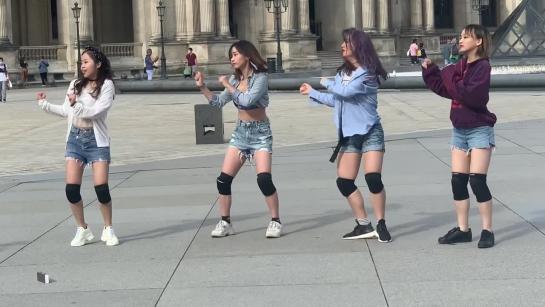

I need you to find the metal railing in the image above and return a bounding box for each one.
[18,45,67,60]
[439,33,458,45]
[100,42,143,57]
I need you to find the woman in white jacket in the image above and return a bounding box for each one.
[37,46,119,247]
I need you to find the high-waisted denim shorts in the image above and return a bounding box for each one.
[340,123,385,154]
[65,126,111,165]
[229,119,273,156]
[451,125,495,153]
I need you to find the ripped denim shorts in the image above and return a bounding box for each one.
[65,126,111,165]
[229,119,273,158]
[451,125,495,153]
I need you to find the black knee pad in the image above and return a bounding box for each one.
[336,177,357,197]
[257,173,277,197]
[451,173,470,201]
[469,173,492,202]
[95,184,112,204]
[217,172,234,195]
[364,172,384,194]
[65,184,82,204]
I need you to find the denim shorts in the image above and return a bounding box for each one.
[451,126,495,152]
[229,119,273,156]
[65,126,111,165]
[340,123,385,153]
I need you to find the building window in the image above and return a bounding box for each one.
[481,0,498,27]
[434,0,454,29]
[51,0,59,40]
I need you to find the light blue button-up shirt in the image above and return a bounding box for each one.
[209,72,269,110]
[309,67,380,137]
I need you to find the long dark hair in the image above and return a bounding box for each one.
[337,28,388,82]
[74,46,113,98]
[228,40,268,81]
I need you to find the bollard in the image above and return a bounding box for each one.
[194,104,224,144]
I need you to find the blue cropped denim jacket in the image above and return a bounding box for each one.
[209,72,269,110]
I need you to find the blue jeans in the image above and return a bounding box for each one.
[340,123,385,153]
[65,126,111,165]
[451,126,495,153]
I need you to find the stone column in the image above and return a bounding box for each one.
[377,0,389,33]
[263,5,275,34]
[174,0,187,40]
[423,0,434,32]
[216,0,230,37]
[410,0,423,31]
[200,0,215,37]
[79,0,94,42]
[0,0,12,46]
[282,0,297,34]
[150,0,162,41]
[362,0,376,32]
[298,0,310,34]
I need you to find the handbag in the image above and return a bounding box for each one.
[183,66,191,75]
[7,79,12,89]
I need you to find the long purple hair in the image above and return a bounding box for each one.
[337,28,388,82]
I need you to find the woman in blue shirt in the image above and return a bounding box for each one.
[300,28,391,242]
[194,40,282,239]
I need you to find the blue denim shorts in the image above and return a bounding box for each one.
[229,119,273,156]
[65,126,111,165]
[340,123,385,153]
[451,126,495,152]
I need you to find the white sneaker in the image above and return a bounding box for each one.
[266,221,283,238]
[101,226,120,246]
[70,226,95,247]
[211,220,234,237]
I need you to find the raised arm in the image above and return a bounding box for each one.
[308,89,338,107]
[38,81,76,117]
[443,61,491,109]
[422,64,453,99]
[323,75,377,99]
[196,72,233,108]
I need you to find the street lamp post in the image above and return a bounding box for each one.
[264,0,288,73]
[72,2,82,78]
[157,1,167,79]
[472,0,490,25]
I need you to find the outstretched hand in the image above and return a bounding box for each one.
[194,71,205,88]
[299,83,313,96]
[421,58,433,69]
[218,75,230,88]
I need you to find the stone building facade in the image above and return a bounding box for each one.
[0,0,526,78]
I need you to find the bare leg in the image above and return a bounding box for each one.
[92,161,112,227]
[337,152,367,219]
[254,150,279,218]
[469,149,493,231]
[452,149,471,231]
[66,159,85,227]
[218,147,246,217]
[362,151,386,221]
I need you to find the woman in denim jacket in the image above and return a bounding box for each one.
[194,40,282,239]
[300,28,391,242]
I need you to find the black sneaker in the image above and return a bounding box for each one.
[478,230,495,248]
[438,227,472,244]
[342,221,377,240]
[376,219,392,243]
